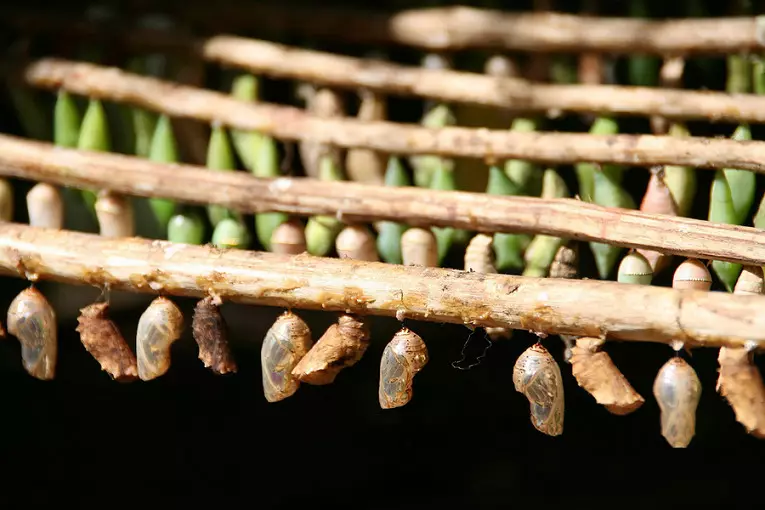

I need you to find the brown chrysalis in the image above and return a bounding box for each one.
[261,311,313,402]
[192,295,237,375]
[379,328,429,409]
[76,302,138,382]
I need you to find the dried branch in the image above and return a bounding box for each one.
[147,5,765,55]
[21,58,765,171]
[0,135,764,267]
[2,223,765,350]
[12,18,765,123]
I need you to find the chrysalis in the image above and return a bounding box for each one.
[653,357,702,448]
[617,251,653,285]
[570,337,644,415]
[401,228,439,267]
[95,190,135,238]
[513,343,564,436]
[299,88,345,179]
[464,234,510,341]
[335,225,379,262]
[672,258,712,291]
[27,183,64,229]
[136,296,184,381]
[7,287,57,380]
[270,219,307,255]
[192,295,237,375]
[549,243,579,362]
[76,302,139,382]
[636,168,677,274]
[261,311,313,402]
[716,266,765,437]
[292,314,370,385]
[379,328,429,409]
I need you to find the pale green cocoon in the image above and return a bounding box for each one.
[589,170,636,279]
[253,136,289,250]
[306,156,345,256]
[168,211,206,245]
[429,165,470,263]
[754,194,765,230]
[376,157,411,264]
[663,123,697,217]
[523,169,571,277]
[147,115,180,231]
[486,165,529,271]
[504,117,542,196]
[709,170,743,291]
[54,90,82,148]
[205,125,241,227]
[77,98,112,212]
[723,125,755,225]
[230,74,264,171]
[212,218,250,249]
[617,252,653,285]
[132,108,158,158]
[627,0,659,87]
[575,117,623,202]
[409,104,455,187]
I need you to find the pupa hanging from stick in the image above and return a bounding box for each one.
[261,310,313,402]
[7,286,57,381]
[513,342,564,436]
[379,327,429,409]
[77,301,139,382]
[192,294,237,375]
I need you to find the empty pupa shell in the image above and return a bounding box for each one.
[95,190,135,238]
[717,346,765,438]
[7,287,57,380]
[336,225,379,262]
[76,302,138,382]
[653,357,701,448]
[379,328,429,409]
[513,343,564,436]
[733,266,764,295]
[261,311,313,402]
[270,219,307,255]
[570,337,644,415]
[549,244,579,280]
[401,228,439,267]
[27,183,64,229]
[192,296,237,375]
[136,296,184,381]
[672,258,712,291]
[291,314,370,385]
[617,252,653,285]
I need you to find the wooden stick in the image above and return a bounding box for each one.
[20,58,765,171]
[144,4,765,55]
[1,222,764,350]
[0,134,764,267]
[8,15,765,124]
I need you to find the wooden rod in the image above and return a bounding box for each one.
[20,58,765,171]
[0,134,763,267]
[0,222,763,350]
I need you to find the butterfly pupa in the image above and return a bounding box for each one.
[401,228,439,267]
[270,219,307,255]
[7,287,57,380]
[76,302,138,382]
[379,328,429,409]
[95,190,135,238]
[549,243,579,362]
[292,314,370,385]
[716,266,765,438]
[636,168,677,274]
[192,295,237,375]
[27,183,64,230]
[653,357,702,448]
[513,343,564,436]
[570,337,644,415]
[672,258,712,291]
[261,311,313,402]
[336,225,379,262]
[345,89,387,185]
[464,234,510,341]
[136,296,184,381]
[617,251,653,285]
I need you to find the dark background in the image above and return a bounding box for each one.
[0,0,764,508]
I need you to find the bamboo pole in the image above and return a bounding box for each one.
[8,17,765,123]
[138,5,765,55]
[20,58,765,171]
[0,134,764,267]
[1,222,764,350]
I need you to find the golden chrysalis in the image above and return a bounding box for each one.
[292,314,370,385]
[76,302,138,382]
[379,328,429,409]
[570,337,644,415]
[261,311,313,403]
[136,296,184,381]
[513,343,564,436]
[653,357,702,448]
[7,287,57,381]
[192,295,237,375]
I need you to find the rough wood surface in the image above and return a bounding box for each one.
[0,135,764,266]
[2,223,765,349]
[21,58,765,171]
